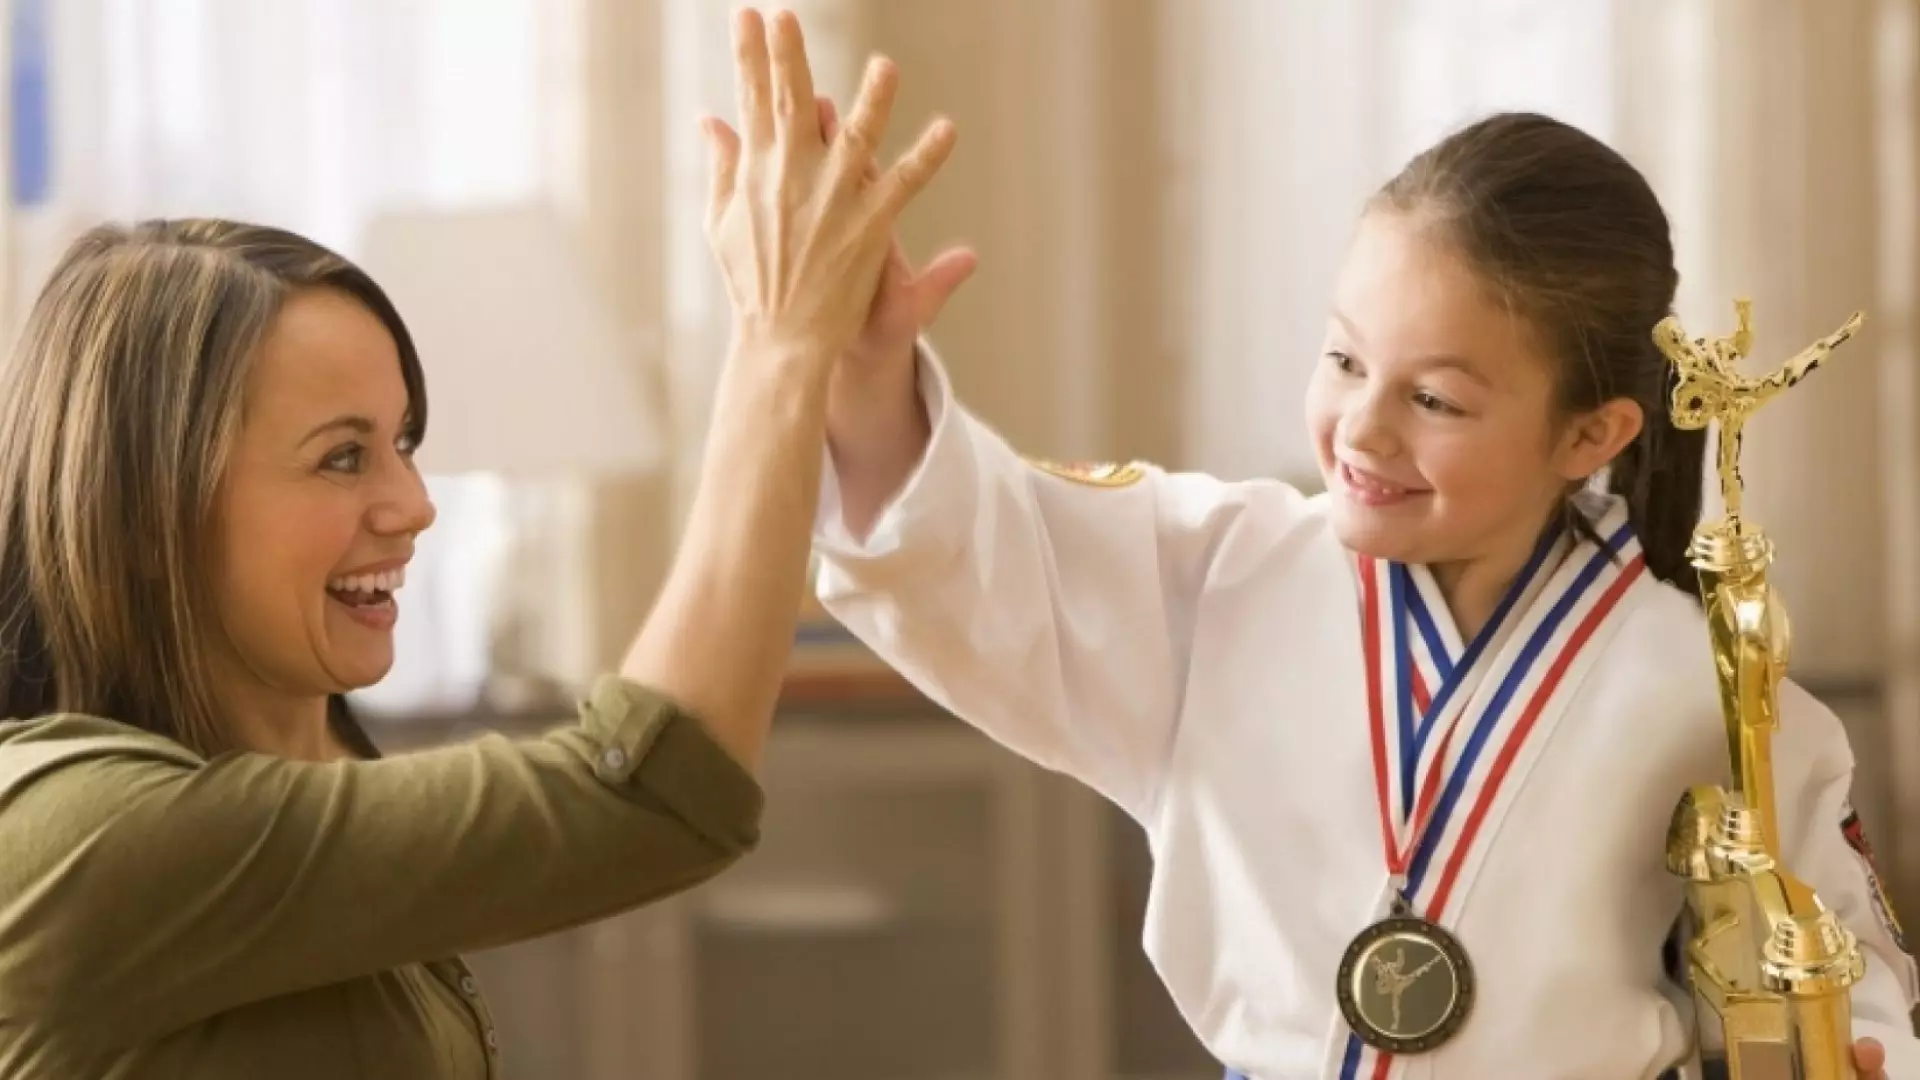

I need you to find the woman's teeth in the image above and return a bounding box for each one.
[327,568,406,595]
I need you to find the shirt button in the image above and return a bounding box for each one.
[600,747,628,771]
[485,1029,500,1052]
[460,975,478,996]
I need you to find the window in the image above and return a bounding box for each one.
[49,0,565,255]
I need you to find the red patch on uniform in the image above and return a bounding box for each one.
[1842,805,1908,954]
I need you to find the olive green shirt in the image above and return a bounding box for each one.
[0,676,763,1078]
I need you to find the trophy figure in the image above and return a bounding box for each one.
[1660,299,1868,1078]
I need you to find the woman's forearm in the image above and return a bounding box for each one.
[620,336,832,773]
[618,5,958,774]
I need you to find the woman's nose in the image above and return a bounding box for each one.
[369,470,437,537]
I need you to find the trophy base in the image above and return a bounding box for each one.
[1695,1042,1830,1080]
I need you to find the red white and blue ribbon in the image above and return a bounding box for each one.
[1338,500,1646,1080]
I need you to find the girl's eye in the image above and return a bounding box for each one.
[1327,350,1359,374]
[1413,391,1463,416]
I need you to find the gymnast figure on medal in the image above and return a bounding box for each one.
[1370,945,1443,1031]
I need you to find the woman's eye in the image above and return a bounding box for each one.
[1327,350,1358,374]
[322,444,366,473]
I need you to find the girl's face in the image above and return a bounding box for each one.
[1304,209,1638,577]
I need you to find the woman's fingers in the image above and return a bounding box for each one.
[816,95,838,142]
[767,11,821,154]
[702,116,743,233]
[831,56,900,196]
[703,8,955,357]
[871,117,957,222]
[731,9,775,151]
[817,95,885,186]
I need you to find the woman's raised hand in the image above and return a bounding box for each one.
[702,9,956,373]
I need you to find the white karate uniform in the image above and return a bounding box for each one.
[811,347,1920,1079]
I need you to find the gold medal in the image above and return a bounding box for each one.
[1335,913,1475,1054]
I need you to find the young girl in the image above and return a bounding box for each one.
[810,110,1919,1077]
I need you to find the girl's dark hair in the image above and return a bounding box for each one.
[1373,111,1706,598]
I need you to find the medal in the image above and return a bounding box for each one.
[1335,554,1520,1061]
[1336,893,1475,1053]
[1333,517,1644,1074]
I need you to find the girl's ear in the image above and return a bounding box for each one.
[1556,397,1643,482]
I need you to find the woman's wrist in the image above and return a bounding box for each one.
[728,323,839,383]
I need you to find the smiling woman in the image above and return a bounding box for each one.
[0,218,760,1078]
[210,284,436,759]
[0,221,435,761]
[0,8,959,1076]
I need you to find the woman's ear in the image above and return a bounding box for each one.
[1556,397,1644,482]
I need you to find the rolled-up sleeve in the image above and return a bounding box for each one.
[0,676,761,1045]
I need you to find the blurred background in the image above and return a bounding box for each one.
[0,0,1915,1077]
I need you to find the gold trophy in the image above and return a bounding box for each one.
[1659,299,1867,1078]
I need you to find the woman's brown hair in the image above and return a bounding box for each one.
[1374,112,1706,598]
[0,219,427,756]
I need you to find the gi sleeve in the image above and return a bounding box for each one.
[813,340,1315,821]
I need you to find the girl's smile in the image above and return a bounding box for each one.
[1335,460,1433,508]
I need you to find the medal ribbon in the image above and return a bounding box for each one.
[1362,524,1563,885]
[1340,506,1646,1080]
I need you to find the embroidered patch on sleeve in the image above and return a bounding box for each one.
[1025,458,1146,488]
[1841,802,1908,953]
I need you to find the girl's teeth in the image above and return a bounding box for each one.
[1347,466,1404,495]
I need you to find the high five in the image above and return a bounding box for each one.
[634,7,960,768]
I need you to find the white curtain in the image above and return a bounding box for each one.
[19,0,598,718]
[35,0,558,256]
[1161,0,1621,484]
